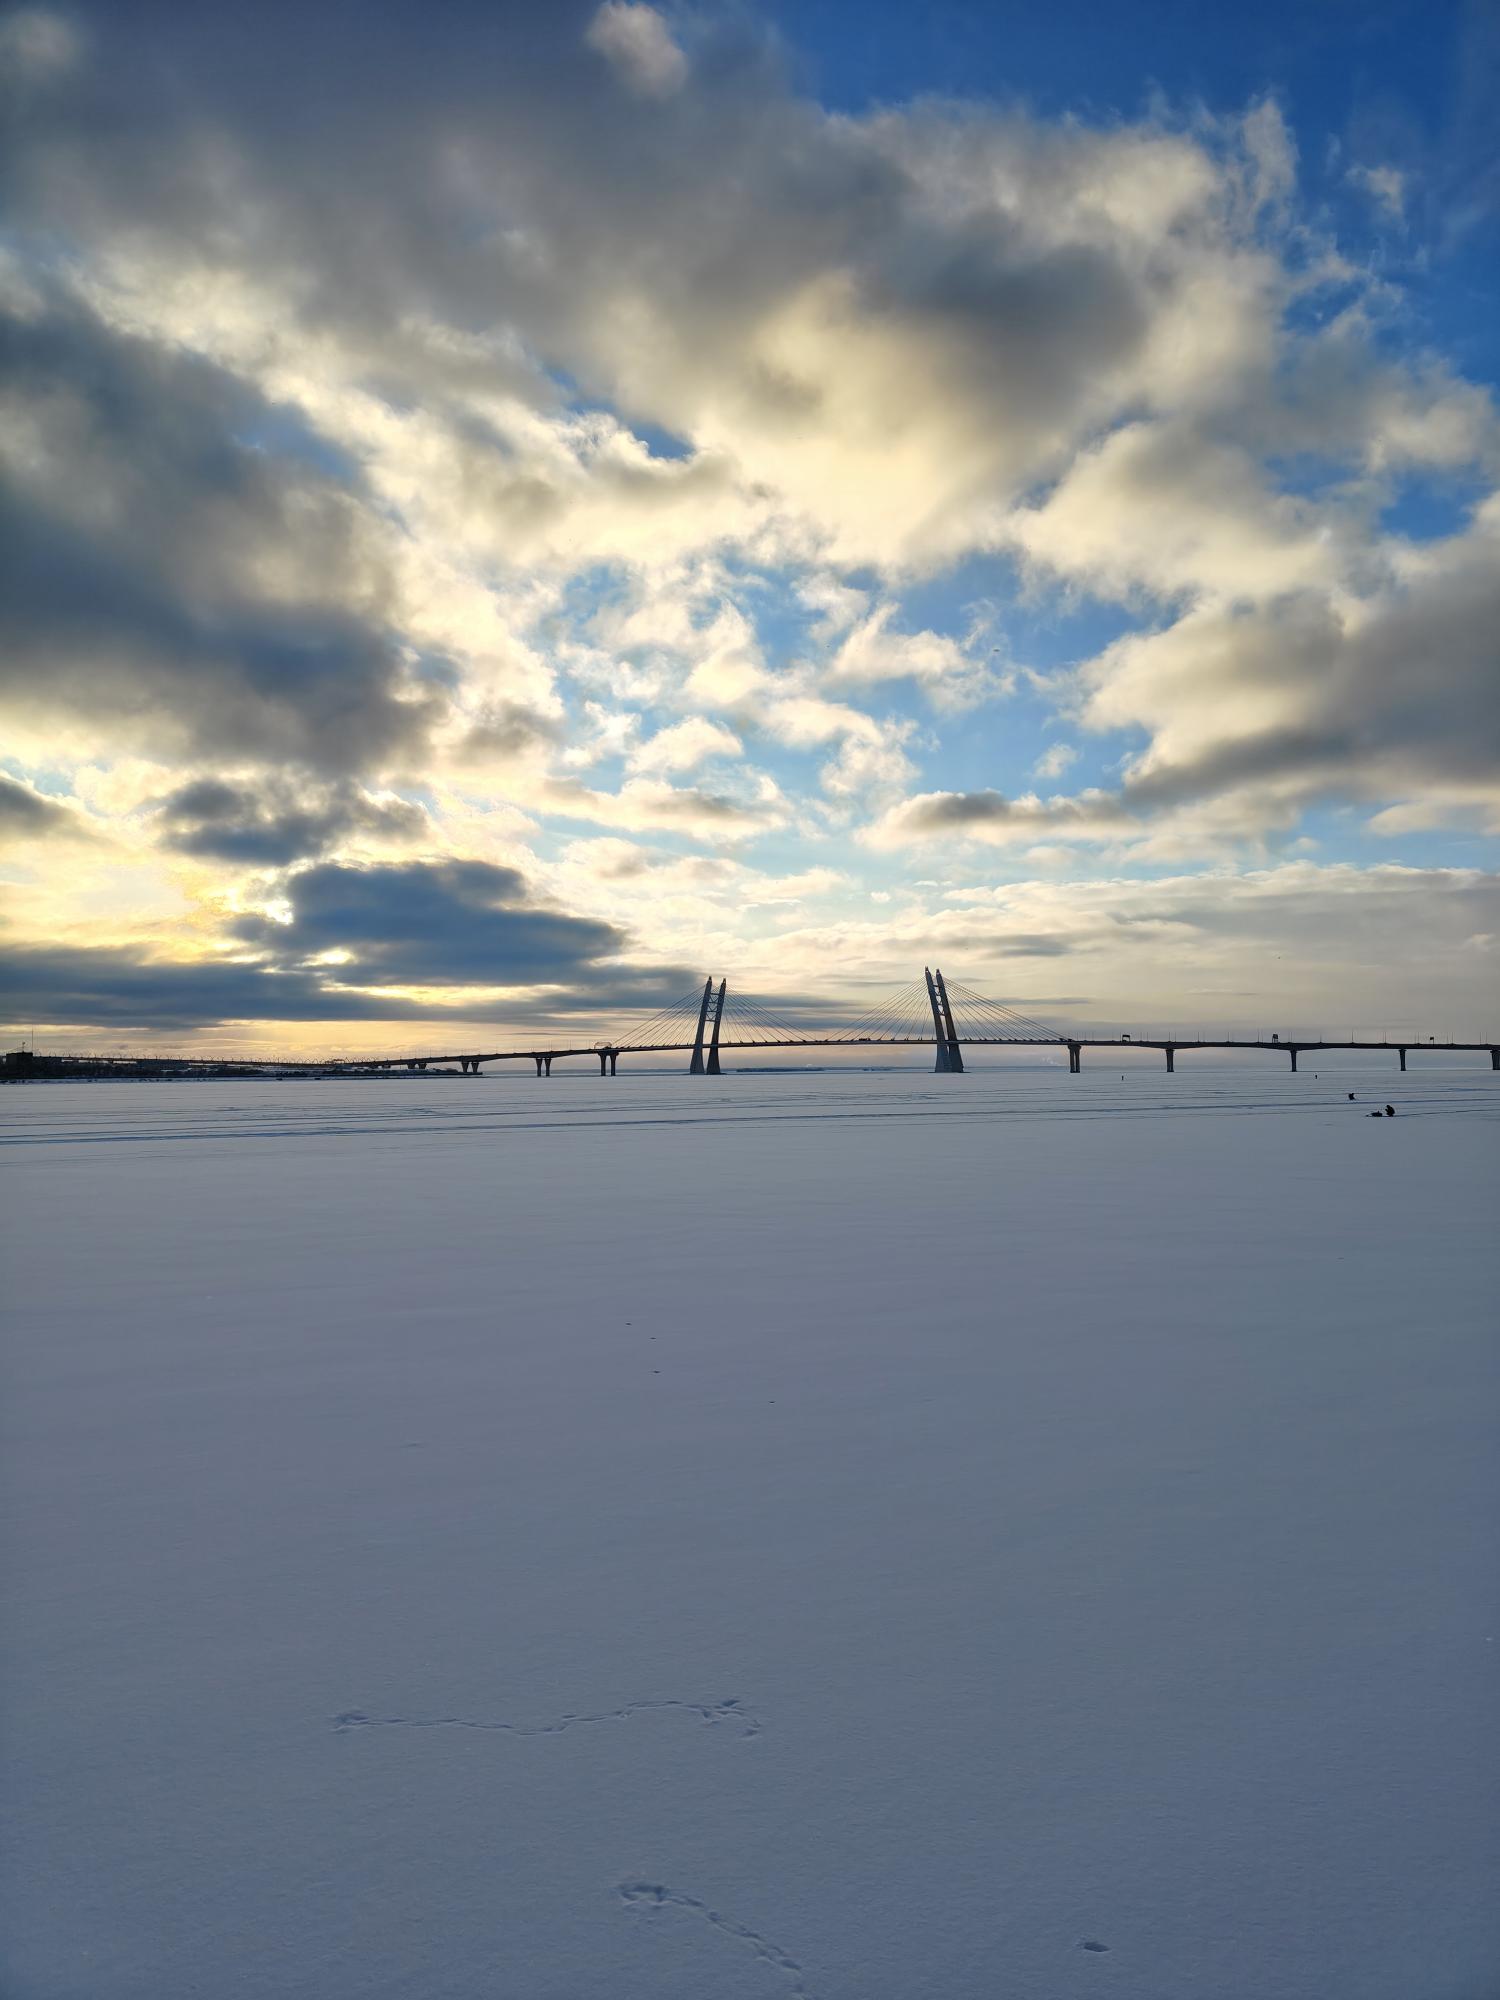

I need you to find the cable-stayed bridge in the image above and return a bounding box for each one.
[8,968,1496,1079]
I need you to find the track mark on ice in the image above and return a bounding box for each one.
[333,1696,760,1738]
[619,1881,810,1997]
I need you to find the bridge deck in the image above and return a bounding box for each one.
[347,1036,1499,1068]
[9,1034,1497,1079]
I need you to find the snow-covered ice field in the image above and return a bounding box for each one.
[3,1061,1497,2000]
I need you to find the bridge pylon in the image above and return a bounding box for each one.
[924,968,949,1070]
[688,976,715,1074]
[706,979,727,1074]
[925,967,964,1073]
[934,967,964,1073]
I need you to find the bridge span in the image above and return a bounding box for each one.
[7,969,1496,1081]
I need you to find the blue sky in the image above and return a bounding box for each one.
[0,0,1496,1048]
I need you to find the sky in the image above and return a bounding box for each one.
[1,0,1497,1054]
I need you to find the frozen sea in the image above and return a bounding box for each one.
[3,1059,1498,2000]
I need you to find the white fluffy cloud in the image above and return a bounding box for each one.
[627,716,743,776]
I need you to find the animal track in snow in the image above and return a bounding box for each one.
[620,1881,810,1997]
[333,1696,761,1738]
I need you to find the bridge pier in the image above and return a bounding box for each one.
[1288,1047,1299,1071]
[1165,1045,1175,1073]
[1398,1047,1407,1071]
[534,1055,543,1077]
[1492,1047,1499,1070]
[1067,1040,1082,1074]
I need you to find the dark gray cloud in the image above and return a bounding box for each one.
[453,705,567,764]
[235,859,629,987]
[0,935,696,1033]
[153,777,428,865]
[0,942,435,1032]
[885,788,1120,836]
[0,291,438,773]
[897,791,1018,831]
[0,772,88,840]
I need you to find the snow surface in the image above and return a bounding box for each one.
[2,1060,1497,2000]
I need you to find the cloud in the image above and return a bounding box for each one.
[826,605,999,705]
[551,837,845,918]
[0,6,82,89]
[1081,505,1500,826]
[1033,743,1077,780]
[6,834,658,1031]
[236,859,629,989]
[0,941,435,1032]
[151,777,429,866]
[447,702,568,770]
[731,863,1500,1033]
[750,693,916,802]
[1348,162,1406,221]
[0,6,1345,574]
[0,931,691,1032]
[934,862,1500,1013]
[557,836,662,882]
[0,772,93,843]
[1007,419,1349,604]
[585,3,687,98]
[627,716,743,775]
[873,498,1500,851]
[867,784,1124,850]
[540,772,787,841]
[0,290,437,774]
